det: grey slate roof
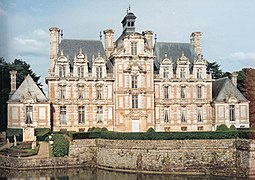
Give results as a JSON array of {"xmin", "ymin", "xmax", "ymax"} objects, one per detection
[
  {"xmin": 212, "ymin": 77, "xmax": 248, "ymax": 102},
  {"xmin": 9, "ymin": 74, "xmax": 48, "ymax": 102},
  {"xmin": 59, "ymin": 39, "xmax": 113, "ymax": 73},
  {"xmin": 154, "ymin": 42, "xmax": 196, "ymax": 73}
]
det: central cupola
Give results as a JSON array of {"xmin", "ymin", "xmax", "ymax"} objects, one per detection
[{"xmin": 121, "ymin": 9, "xmax": 136, "ymax": 34}]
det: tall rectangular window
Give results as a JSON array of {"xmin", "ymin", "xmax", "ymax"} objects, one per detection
[
  {"xmin": 181, "ymin": 86, "xmax": 186, "ymax": 99},
  {"xmin": 229, "ymin": 105, "xmax": 235, "ymax": 121},
  {"xmin": 197, "ymin": 68, "xmax": 202, "ymax": 79},
  {"xmin": 78, "ymin": 66, "xmax": 84, "ymax": 78},
  {"xmin": 78, "ymin": 86, "xmax": 84, "ymax": 99},
  {"xmin": 97, "ymin": 106, "xmax": 103, "ymax": 123},
  {"xmin": 164, "ymin": 86, "xmax": 169, "ymax": 99},
  {"xmin": 60, "ymin": 86, "xmax": 66, "ymax": 99},
  {"xmin": 164, "ymin": 108, "xmax": 169, "ymax": 123},
  {"xmin": 96, "ymin": 66, "xmax": 103, "ymax": 79},
  {"xmin": 131, "ymin": 76, "xmax": 138, "ymax": 88},
  {"xmin": 59, "ymin": 66, "xmax": 66, "ymax": 77},
  {"xmin": 96, "ymin": 85, "xmax": 103, "ymax": 99},
  {"xmin": 181, "ymin": 107, "xmax": 186, "ymax": 123},
  {"xmin": 163, "ymin": 69, "xmax": 169, "ymax": 79},
  {"xmin": 197, "ymin": 86, "xmax": 202, "ymax": 99},
  {"xmin": 197, "ymin": 107, "xmax": 203, "ymax": 122},
  {"xmin": 78, "ymin": 106, "xmax": 85, "ymax": 123},
  {"xmin": 132, "ymin": 95, "xmax": 138, "ymax": 108},
  {"xmin": 26, "ymin": 106, "xmax": 33, "ymax": 124},
  {"xmin": 131, "ymin": 42, "xmax": 137, "ymax": 55},
  {"xmin": 60, "ymin": 106, "xmax": 67, "ymax": 124},
  {"xmin": 180, "ymin": 68, "xmax": 185, "ymax": 79}
]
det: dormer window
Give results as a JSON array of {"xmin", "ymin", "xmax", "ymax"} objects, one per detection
[
  {"xmin": 96, "ymin": 66, "xmax": 103, "ymax": 79},
  {"xmin": 131, "ymin": 42, "xmax": 137, "ymax": 55},
  {"xmin": 59, "ymin": 66, "xmax": 66, "ymax": 78},
  {"xmin": 197, "ymin": 68, "xmax": 202, "ymax": 79},
  {"xmin": 180, "ymin": 68, "xmax": 185, "ymax": 79},
  {"xmin": 163, "ymin": 69, "xmax": 169, "ymax": 79},
  {"xmin": 78, "ymin": 66, "xmax": 84, "ymax": 78},
  {"xmin": 229, "ymin": 105, "xmax": 235, "ymax": 121}
]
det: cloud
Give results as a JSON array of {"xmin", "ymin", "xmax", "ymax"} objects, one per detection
[
  {"xmin": 12, "ymin": 29, "xmax": 49, "ymax": 57},
  {"xmin": 220, "ymin": 51, "xmax": 255, "ymax": 71}
]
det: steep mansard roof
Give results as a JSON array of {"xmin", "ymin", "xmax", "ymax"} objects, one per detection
[
  {"xmin": 153, "ymin": 42, "xmax": 196, "ymax": 73},
  {"xmin": 212, "ymin": 77, "xmax": 248, "ymax": 102},
  {"xmin": 8, "ymin": 74, "xmax": 48, "ymax": 102},
  {"xmin": 59, "ymin": 39, "xmax": 113, "ymax": 73}
]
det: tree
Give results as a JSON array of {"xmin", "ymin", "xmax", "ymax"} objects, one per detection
[
  {"xmin": 244, "ymin": 68, "xmax": 255, "ymax": 126},
  {"xmin": 206, "ymin": 61, "xmax": 223, "ymax": 79},
  {"xmin": 0, "ymin": 58, "xmax": 43, "ymax": 131}
]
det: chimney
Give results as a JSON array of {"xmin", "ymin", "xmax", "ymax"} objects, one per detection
[
  {"xmin": 190, "ymin": 32, "xmax": 202, "ymax": 56},
  {"xmin": 49, "ymin": 27, "xmax": 60, "ymax": 70},
  {"xmin": 10, "ymin": 70, "xmax": 17, "ymax": 93},
  {"xmin": 231, "ymin": 72, "xmax": 238, "ymax": 87},
  {"xmin": 142, "ymin": 30, "xmax": 153, "ymax": 52},
  {"xmin": 103, "ymin": 29, "xmax": 114, "ymax": 58}
]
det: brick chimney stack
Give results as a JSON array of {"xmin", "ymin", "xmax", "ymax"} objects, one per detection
[
  {"xmin": 231, "ymin": 72, "xmax": 238, "ymax": 87},
  {"xmin": 103, "ymin": 29, "xmax": 114, "ymax": 58},
  {"xmin": 190, "ymin": 32, "xmax": 202, "ymax": 56}
]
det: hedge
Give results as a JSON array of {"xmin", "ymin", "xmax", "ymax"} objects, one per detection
[
  {"xmin": 52, "ymin": 134, "xmax": 69, "ymax": 157},
  {"xmin": 72, "ymin": 130, "xmax": 254, "ymax": 140},
  {"xmin": 35, "ymin": 128, "xmax": 51, "ymax": 141},
  {"xmin": 6, "ymin": 128, "xmax": 23, "ymax": 142}
]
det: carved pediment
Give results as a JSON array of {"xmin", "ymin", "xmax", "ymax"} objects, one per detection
[{"xmin": 126, "ymin": 110, "xmax": 147, "ymax": 118}]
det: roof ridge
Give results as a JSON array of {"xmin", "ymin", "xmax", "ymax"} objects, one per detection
[
  {"xmin": 156, "ymin": 41, "xmax": 190, "ymax": 45},
  {"xmin": 62, "ymin": 38, "xmax": 101, "ymax": 42}
]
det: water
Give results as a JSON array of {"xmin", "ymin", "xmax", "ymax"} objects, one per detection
[{"xmin": 0, "ymin": 167, "xmax": 247, "ymax": 180}]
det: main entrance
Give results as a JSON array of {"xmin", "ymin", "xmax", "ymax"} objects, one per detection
[{"xmin": 132, "ymin": 120, "xmax": 140, "ymax": 132}]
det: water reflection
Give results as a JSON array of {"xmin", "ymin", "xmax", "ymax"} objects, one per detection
[{"xmin": 0, "ymin": 167, "xmax": 247, "ymax": 180}]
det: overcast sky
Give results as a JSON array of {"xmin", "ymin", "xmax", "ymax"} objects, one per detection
[{"xmin": 1, "ymin": 0, "xmax": 255, "ymax": 93}]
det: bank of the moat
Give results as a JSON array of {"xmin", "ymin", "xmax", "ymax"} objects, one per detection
[{"xmin": 0, "ymin": 139, "xmax": 254, "ymax": 178}]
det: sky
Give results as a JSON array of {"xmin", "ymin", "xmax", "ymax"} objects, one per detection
[{"xmin": 0, "ymin": 0, "xmax": 255, "ymax": 93}]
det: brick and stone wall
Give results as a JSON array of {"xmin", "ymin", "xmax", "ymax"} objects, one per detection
[{"xmin": 0, "ymin": 139, "xmax": 254, "ymax": 178}]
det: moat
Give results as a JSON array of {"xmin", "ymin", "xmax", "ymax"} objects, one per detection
[{"xmin": 0, "ymin": 167, "xmax": 248, "ymax": 180}]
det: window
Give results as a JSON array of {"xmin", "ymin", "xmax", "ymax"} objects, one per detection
[
  {"xmin": 96, "ymin": 66, "xmax": 103, "ymax": 79},
  {"xmin": 60, "ymin": 106, "xmax": 67, "ymax": 124},
  {"xmin": 197, "ymin": 68, "xmax": 202, "ymax": 79},
  {"xmin": 197, "ymin": 107, "xmax": 203, "ymax": 122},
  {"xmin": 59, "ymin": 66, "xmax": 66, "ymax": 77},
  {"xmin": 181, "ymin": 86, "xmax": 186, "ymax": 99},
  {"xmin": 180, "ymin": 68, "xmax": 185, "ymax": 79},
  {"xmin": 163, "ymin": 69, "xmax": 169, "ymax": 79},
  {"xmin": 78, "ymin": 66, "xmax": 84, "ymax": 78},
  {"xmin": 131, "ymin": 42, "xmax": 137, "ymax": 55},
  {"xmin": 26, "ymin": 106, "xmax": 33, "ymax": 124},
  {"xmin": 60, "ymin": 86, "xmax": 66, "ymax": 99},
  {"xmin": 78, "ymin": 106, "xmax": 85, "ymax": 123},
  {"xmin": 181, "ymin": 107, "xmax": 186, "ymax": 123},
  {"xmin": 229, "ymin": 105, "xmax": 235, "ymax": 121},
  {"xmin": 197, "ymin": 86, "xmax": 202, "ymax": 99},
  {"xmin": 164, "ymin": 86, "xmax": 169, "ymax": 99},
  {"xmin": 197, "ymin": 126, "xmax": 203, "ymax": 131},
  {"xmin": 131, "ymin": 76, "xmax": 138, "ymax": 88},
  {"xmin": 132, "ymin": 95, "xmax": 138, "ymax": 108},
  {"xmin": 96, "ymin": 85, "xmax": 103, "ymax": 99},
  {"xmin": 78, "ymin": 86, "xmax": 84, "ymax": 99},
  {"xmin": 181, "ymin": 127, "xmax": 187, "ymax": 131},
  {"xmin": 97, "ymin": 106, "xmax": 103, "ymax": 123},
  {"xmin": 164, "ymin": 108, "xmax": 169, "ymax": 123}
]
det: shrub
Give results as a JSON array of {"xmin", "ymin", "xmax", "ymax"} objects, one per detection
[
  {"xmin": 52, "ymin": 134, "xmax": 69, "ymax": 157},
  {"xmin": 6, "ymin": 128, "xmax": 23, "ymax": 142},
  {"xmin": 229, "ymin": 125, "xmax": 237, "ymax": 131},
  {"xmin": 250, "ymin": 124, "xmax": 255, "ymax": 131},
  {"xmin": 147, "ymin": 127, "xmax": 155, "ymax": 133},
  {"xmin": 101, "ymin": 127, "xmax": 108, "ymax": 132},
  {"xmin": 87, "ymin": 127, "xmax": 108, "ymax": 132},
  {"xmin": 35, "ymin": 128, "xmax": 51, "ymax": 141},
  {"xmin": 216, "ymin": 124, "xmax": 229, "ymax": 131}
]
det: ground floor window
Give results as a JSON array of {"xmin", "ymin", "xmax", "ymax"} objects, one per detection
[
  {"xmin": 97, "ymin": 106, "xmax": 103, "ymax": 123},
  {"xmin": 164, "ymin": 108, "xmax": 169, "ymax": 122},
  {"xmin": 78, "ymin": 106, "xmax": 85, "ymax": 123},
  {"xmin": 229, "ymin": 105, "xmax": 235, "ymax": 121}
]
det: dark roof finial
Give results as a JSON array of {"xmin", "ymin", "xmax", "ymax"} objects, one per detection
[
  {"xmin": 129, "ymin": 4, "xmax": 131, "ymax": 11},
  {"xmin": 60, "ymin": 30, "xmax": 63, "ymax": 38},
  {"xmin": 99, "ymin": 31, "xmax": 102, "ymax": 41},
  {"xmin": 154, "ymin": 34, "xmax": 157, "ymax": 43}
]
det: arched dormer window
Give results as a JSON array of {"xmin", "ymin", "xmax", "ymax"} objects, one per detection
[
  {"xmin": 59, "ymin": 66, "xmax": 66, "ymax": 78},
  {"xmin": 96, "ymin": 66, "xmax": 103, "ymax": 79}
]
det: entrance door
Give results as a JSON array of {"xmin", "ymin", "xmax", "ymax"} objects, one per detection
[{"xmin": 132, "ymin": 120, "xmax": 140, "ymax": 132}]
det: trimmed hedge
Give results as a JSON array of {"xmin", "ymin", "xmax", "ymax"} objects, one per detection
[
  {"xmin": 72, "ymin": 130, "xmax": 254, "ymax": 140},
  {"xmin": 35, "ymin": 128, "xmax": 51, "ymax": 141},
  {"xmin": 52, "ymin": 134, "xmax": 69, "ymax": 157},
  {"xmin": 6, "ymin": 128, "xmax": 23, "ymax": 142}
]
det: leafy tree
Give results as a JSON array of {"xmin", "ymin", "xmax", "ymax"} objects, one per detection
[
  {"xmin": 236, "ymin": 68, "xmax": 248, "ymax": 95},
  {"xmin": 244, "ymin": 68, "xmax": 255, "ymax": 126},
  {"xmin": 206, "ymin": 61, "xmax": 224, "ymax": 79},
  {"xmin": 0, "ymin": 57, "xmax": 42, "ymax": 131}
]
